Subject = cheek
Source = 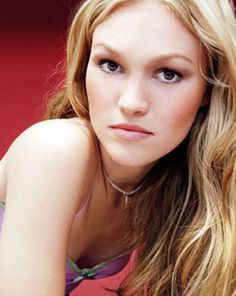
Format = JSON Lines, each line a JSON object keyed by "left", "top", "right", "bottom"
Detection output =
{"left": 86, "top": 70, "right": 104, "bottom": 115}
{"left": 156, "top": 87, "right": 205, "bottom": 135}
{"left": 86, "top": 67, "right": 115, "bottom": 113}
{"left": 171, "top": 81, "right": 205, "bottom": 119}
{"left": 169, "top": 101, "right": 200, "bottom": 127}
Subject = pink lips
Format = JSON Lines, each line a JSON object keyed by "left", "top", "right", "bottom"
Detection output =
{"left": 110, "top": 123, "right": 153, "bottom": 141}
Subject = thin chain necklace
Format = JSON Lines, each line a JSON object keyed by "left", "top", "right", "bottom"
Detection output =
{"left": 102, "top": 165, "right": 145, "bottom": 204}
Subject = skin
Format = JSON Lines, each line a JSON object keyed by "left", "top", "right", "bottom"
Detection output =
{"left": 0, "top": 0, "right": 207, "bottom": 295}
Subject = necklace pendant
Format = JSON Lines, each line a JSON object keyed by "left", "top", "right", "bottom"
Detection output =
{"left": 125, "top": 195, "right": 129, "bottom": 205}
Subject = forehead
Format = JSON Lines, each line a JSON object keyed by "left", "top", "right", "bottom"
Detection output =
{"left": 92, "top": 0, "right": 201, "bottom": 64}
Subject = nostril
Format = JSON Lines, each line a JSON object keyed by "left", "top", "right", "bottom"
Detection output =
{"left": 119, "top": 103, "right": 148, "bottom": 116}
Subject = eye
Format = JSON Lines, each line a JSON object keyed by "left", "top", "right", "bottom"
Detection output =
{"left": 99, "top": 59, "right": 123, "bottom": 73}
{"left": 155, "top": 68, "right": 183, "bottom": 83}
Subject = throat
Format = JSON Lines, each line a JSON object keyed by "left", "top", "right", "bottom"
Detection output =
{"left": 102, "top": 165, "right": 146, "bottom": 204}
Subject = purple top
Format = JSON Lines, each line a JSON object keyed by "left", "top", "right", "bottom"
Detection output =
{"left": 0, "top": 202, "right": 131, "bottom": 295}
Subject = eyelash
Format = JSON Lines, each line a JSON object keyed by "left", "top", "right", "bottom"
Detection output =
{"left": 154, "top": 68, "right": 183, "bottom": 83}
{"left": 98, "top": 59, "right": 123, "bottom": 73}
{"left": 98, "top": 59, "right": 183, "bottom": 83}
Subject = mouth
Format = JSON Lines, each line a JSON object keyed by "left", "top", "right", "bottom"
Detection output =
{"left": 110, "top": 123, "right": 153, "bottom": 141}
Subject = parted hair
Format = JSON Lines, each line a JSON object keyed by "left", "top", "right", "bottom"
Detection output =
{"left": 45, "top": 0, "right": 236, "bottom": 295}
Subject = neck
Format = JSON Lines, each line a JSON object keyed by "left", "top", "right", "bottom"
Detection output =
{"left": 99, "top": 145, "right": 154, "bottom": 192}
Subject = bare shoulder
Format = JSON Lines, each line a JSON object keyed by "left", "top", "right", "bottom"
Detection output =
{"left": 4, "top": 118, "right": 98, "bottom": 212}
{"left": 6, "top": 118, "right": 97, "bottom": 172}
{"left": 6, "top": 118, "right": 96, "bottom": 159}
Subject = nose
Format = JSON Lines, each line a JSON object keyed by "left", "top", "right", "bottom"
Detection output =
{"left": 118, "top": 78, "right": 149, "bottom": 116}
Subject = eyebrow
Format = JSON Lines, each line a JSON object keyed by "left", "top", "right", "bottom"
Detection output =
{"left": 93, "top": 42, "right": 195, "bottom": 65}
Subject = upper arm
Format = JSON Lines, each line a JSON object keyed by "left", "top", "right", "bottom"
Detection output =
{"left": 0, "top": 120, "right": 97, "bottom": 295}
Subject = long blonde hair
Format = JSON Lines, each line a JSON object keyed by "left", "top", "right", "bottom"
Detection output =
{"left": 45, "top": 0, "right": 236, "bottom": 295}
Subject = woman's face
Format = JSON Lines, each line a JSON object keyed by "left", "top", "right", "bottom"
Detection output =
{"left": 86, "top": 0, "right": 207, "bottom": 169}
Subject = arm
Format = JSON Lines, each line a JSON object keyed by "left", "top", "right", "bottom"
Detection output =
{"left": 0, "top": 120, "right": 97, "bottom": 296}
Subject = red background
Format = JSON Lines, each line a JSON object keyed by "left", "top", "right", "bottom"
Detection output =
{"left": 0, "top": 0, "right": 78, "bottom": 157}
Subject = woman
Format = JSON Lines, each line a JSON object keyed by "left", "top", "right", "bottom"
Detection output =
{"left": 0, "top": 0, "right": 235, "bottom": 295}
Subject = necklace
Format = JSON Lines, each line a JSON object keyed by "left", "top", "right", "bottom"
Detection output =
{"left": 102, "top": 165, "right": 145, "bottom": 204}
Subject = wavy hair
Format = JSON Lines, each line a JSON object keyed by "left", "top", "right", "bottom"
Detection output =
{"left": 45, "top": 0, "right": 236, "bottom": 295}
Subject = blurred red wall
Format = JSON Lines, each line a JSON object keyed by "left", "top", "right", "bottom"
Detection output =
{"left": 0, "top": 0, "right": 78, "bottom": 158}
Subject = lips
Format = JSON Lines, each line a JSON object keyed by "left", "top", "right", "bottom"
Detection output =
{"left": 110, "top": 123, "right": 153, "bottom": 141}
{"left": 111, "top": 123, "right": 152, "bottom": 134}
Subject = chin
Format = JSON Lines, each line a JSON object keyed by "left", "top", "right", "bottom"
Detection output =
{"left": 108, "top": 150, "right": 158, "bottom": 169}
{"left": 99, "top": 139, "right": 171, "bottom": 169}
